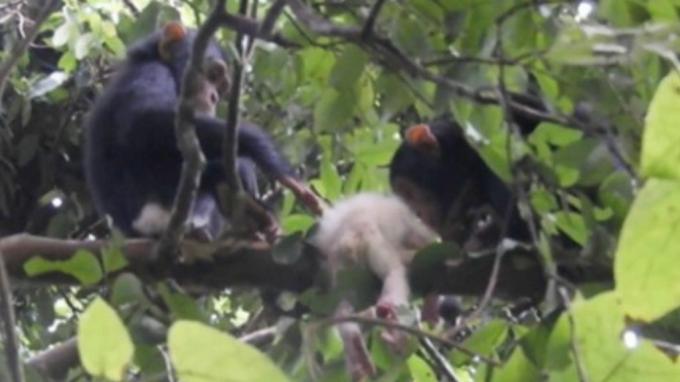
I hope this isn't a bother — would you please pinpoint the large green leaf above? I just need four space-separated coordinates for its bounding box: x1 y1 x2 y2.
78 298 134 381
329 46 368 92
615 179 680 321
24 249 103 286
168 320 290 382
546 292 680 381
642 71 680 180
450 319 507 365
493 348 540 382
313 88 354 132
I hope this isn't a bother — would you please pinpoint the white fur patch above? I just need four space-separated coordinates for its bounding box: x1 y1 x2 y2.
132 203 172 236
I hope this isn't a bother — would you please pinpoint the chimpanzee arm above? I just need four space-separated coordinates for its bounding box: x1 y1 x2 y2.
238 121 324 215
122 110 293 176
121 109 322 214
120 108 224 156
236 121 295 178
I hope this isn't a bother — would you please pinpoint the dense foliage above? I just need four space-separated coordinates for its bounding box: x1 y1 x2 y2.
1 0 680 381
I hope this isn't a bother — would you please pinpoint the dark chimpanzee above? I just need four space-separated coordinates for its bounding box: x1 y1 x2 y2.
84 22 319 239
388 100 544 247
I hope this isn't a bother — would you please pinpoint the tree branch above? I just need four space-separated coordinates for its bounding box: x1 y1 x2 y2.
0 234 317 291
215 9 297 47
223 1 247 198
26 338 78 381
157 1 229 259
286 0 357 37
259 0 288 37
0 232 563 300
321 314 500 366
361 0 387 39
0 253 23 382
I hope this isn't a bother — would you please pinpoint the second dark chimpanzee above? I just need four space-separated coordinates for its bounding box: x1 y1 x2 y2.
84 22 319 239
389 117 533 246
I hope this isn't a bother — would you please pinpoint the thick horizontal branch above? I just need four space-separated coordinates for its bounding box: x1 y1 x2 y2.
0 234 316 292
26 338 78 381
0 234 569 299
217 8 297 47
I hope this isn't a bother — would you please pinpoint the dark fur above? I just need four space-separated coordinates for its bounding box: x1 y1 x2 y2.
84 29 293 236
389 119 527 240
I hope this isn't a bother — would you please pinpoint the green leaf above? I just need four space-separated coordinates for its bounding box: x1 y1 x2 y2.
57 51 77 72
329 46 368 92
530 187 558 214
599 0 635 26
546 292 680 382
554 211 588 246
343 162 365 194
407 355 437 382
281 213 315 234
111 273 148 308
599 171 635 222
529 123 583 151
546 22 601 65
313 88 354 132
319 153 342 201
102 245 128 274
493 348 540 382
615 179 680 321
52 21 77 47
24 249 103 286
376 74 413 118
450 319 507 365
78 298 134 381
641 71 680 180
104 36 126 58
158 284 207 322
300 47 335 84
168 320 291 382
74 33 95 60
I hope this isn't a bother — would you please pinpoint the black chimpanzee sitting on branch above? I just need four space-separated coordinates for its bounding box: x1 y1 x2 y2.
84 21 320 240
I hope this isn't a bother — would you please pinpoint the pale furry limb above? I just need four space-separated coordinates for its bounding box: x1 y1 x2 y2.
311 193 438 378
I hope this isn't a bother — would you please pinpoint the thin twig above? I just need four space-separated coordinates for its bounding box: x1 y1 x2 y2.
0 0 60 110
244 0 260 55
285 0 569 128
321 315 500 366
239 326 277 345
419 338 460 381
121 0 139 17
0 253 23 382
360 0 386 39
156 1 227 259
558 286 589 382
216 10 297 47
445 199 515 339
494 0 559 304
259 0 287 37
222 0 247 214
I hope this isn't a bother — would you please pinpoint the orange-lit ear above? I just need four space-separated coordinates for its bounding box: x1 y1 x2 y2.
158 21 186 59
163 21 186 43
405 124 439 151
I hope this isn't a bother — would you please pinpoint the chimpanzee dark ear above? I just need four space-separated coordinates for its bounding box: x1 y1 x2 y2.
405 124 439 152
158 21 186 59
